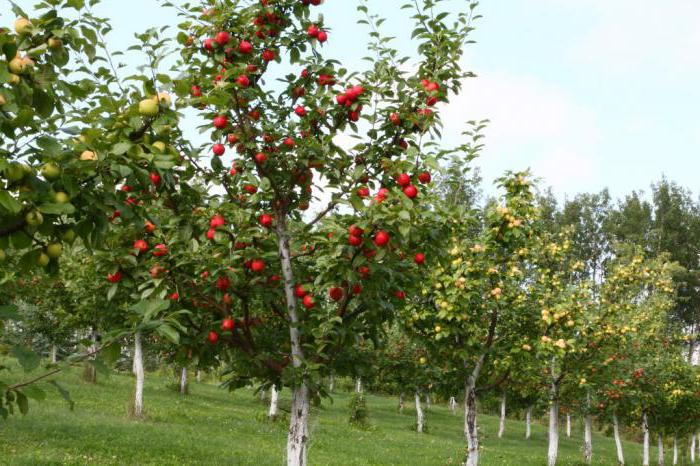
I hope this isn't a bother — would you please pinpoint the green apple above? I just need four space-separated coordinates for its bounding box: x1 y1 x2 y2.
25 210 43 227
14 18 32 35
41 163 62 180
37 252 50 267
4 163 25 182
53 191 70 204
138 99 159 117
46 243 63 259
61 229 76 244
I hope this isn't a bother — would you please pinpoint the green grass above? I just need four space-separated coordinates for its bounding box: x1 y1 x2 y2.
0 367 668 465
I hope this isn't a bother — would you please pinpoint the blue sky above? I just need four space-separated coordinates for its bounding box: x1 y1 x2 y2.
17 0 700 200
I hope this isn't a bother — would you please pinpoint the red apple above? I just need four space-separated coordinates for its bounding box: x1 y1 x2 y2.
152 244 168 257
213 143 225 156
149 172 161 185
259 214 273 228
295 284 308 298
307 24 320 37
216 276 231 291
262 49 275 61
254 152 267 164
210 214 226 228
394 290 406 300
208 331 219 344
236 74 250 87
215 31 231 46
403 185 418 199
107 271 122 283
317 30 328 43
145 221 156 234
302 295 315 309
294 105 307 117
418 171 431 184
414 252 426 265
329 287 343 301
396 173 411 186
373 230 389 247
134 239 149 254
251 259 265 273
213 115 228 129
238 40 253 54
222 318 235 331
348 235 362 247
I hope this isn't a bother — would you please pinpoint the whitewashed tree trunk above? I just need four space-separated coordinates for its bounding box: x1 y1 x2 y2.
355 377 362 393
658 434 665 466
566 414 571 438
276 214 310 466
179 367 187 395
672 436 678 465
398 392 405 413
449 396 457 415
526 406 533 440
548 398 560 466
50 344 58 363
643 412 650 466
691 434 696 463
465 382 479 466
329 374 334 392
415 391 424 433
425 393 431 409
196 369 201 383
86 328 98 383
133 331 145 418
584 413 593 464
269 385 279 419
498 392 506 438
613 413 625 465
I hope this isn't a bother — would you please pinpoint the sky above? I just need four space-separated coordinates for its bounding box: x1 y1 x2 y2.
13 0 700 202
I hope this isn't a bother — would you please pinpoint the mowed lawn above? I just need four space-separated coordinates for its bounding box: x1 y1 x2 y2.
0 367 663 465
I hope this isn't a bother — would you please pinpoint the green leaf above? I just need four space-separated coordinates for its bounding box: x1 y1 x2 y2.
0 191 22 214
48 381 74 410
156 323 179 344
38 203 76 215
10 345 41 373
15 391 28 415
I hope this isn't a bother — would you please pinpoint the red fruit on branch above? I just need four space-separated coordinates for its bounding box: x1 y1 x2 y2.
238 40 253 54
317 30 328 43
145 221 156 234
149 172 161 185
394 290 406 300
352 284 362 295
302 295 315 309
396 173 411 187
206 229 216 241
329 287 343 301
208 331 219 344
357 187 370 198
414 252 426 265
348 225 364 237
227 133 239 145
283 137 295 148
390 112 401 125
210 214 226 228
213 143 225 156
203 38 215 51
222 318 235 331
375 187 389 203
259 214 273 228
215 31 231 46
134 239 149 254
216 276 231 291
152 244 168 257
373 230 390 247
169 292 180 300
307 24 320 38
191 85 202 97
418 171 431 184
236 75 250 87
107 271 123 283
244 184 258 194
213 115 228 129
348 235 362 247
254 152 267 164
403 185 418 199
294 105 307 117
295 284 308 298
262 49 275 61
251 259 265 273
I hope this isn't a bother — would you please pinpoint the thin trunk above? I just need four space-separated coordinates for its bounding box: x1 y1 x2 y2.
613 413 625 465
276 213 309 466
133 331 145 418
355 377 362 393
425 393 431 409
196 369 201 383
566 414 571 438
415 391 424 433
643 412 650 466
548 398 560 466
50 344 57 363
526 406 533 440
673 436 678 466
269 385 279 419
464 354 485 466
449 396 457 415
692 433 697 463
398 392 405 413
658 434 665 466
329 374 334 392
498 392 506 438
85 328 98 383
179 367 187 395
584 413 593 464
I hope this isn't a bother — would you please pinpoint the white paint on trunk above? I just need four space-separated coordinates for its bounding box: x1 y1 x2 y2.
425 393 431 409
465 384 479 466
179 367 187 395
133 331 145 418
196 369 201 383
566 414 571 438
498 392 506 438
449 396 457 415
526 406 533 440
415 391 424 433
643 412 650 466
673 436 678 465
329 374 334 392
658 434 665 466
548 399 559 466
269 385 279 419
613 413 625 465
50 345 57 363
276 214 310 466
584 413 593 464
398 392 405 413
691 434 696 463
355 377 362 393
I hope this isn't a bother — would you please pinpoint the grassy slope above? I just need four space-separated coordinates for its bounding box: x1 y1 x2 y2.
0 368 659 465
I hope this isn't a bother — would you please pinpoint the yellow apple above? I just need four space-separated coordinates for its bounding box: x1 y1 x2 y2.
14 18 32 35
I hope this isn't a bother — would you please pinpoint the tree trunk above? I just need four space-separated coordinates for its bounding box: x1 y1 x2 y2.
692 433 697 463
355 377 362 393
464 381 479 466
329 374 334 392
415 391 424 433
548 398 559 466
613 413 625 465
179 367 187 395
449 396 457 415
50 344 58 363
425 393 431 409
658 434 665 466
269 385 279 419
84 328 98 383
566 413 571 438
276 213 309 466
196 369 201 383
398 392 405 413
133 331 145 418
498 392 506 438
673 436 678 466
584 413 593 464
526 406 533 440
643 412 650 466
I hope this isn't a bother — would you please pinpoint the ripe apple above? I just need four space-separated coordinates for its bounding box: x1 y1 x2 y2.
403 185 418 199
25 210 43 227
150 265 166 279
373 230 389 247
396 173 411 186
107 271 123 283
307 24 320 37
294 105 307 117
37 252 50 267
80 150 97 161
389 112 401 125
236 75 250 87
222 318 235 331
352 284 362 295
53 191 70 204
149 172 161 185
133 239 149 254
152 244 168 257
41 163 61 180
317 31 328 43
46 243 63 259
208 331 219 344
349 225 364 237
302 295 315 309
259 214 273 228
251 259 265 273
262 49 275 61
48 37 63 49
357 187 369 198
191 85 202 97
169 292 180 300
213 143 225 156
414 253 426 265
210 214 226 228
238 40 253 54
215 31 231 46
14 18 32 35
254 152 267 164
216 276 231 291
138 99 159 117
223 293 232 305
213 115 228 129
418 171 431 184
144 221 156 234
295 284 308 298
348 235 362 247
329 287 343 301
394 290 406 300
